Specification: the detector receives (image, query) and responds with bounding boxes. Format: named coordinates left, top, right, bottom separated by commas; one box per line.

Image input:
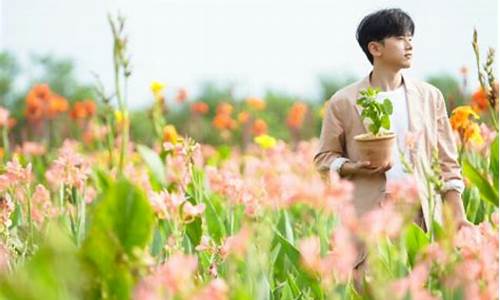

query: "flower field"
left=0, top=18, right=498, bottom=300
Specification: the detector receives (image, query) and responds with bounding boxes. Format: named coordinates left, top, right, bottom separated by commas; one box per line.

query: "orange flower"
left=191, top=102, right=209, bottom=115
left=471, top=88, right=489, bottom=112
left=25, top=84, right=69, bottom=121
left=216, top=102, right=233, bottom=115
left=7, top=118, right=16, bottom=129
left=70, top=102, right=87, bottom=119
left=252, top=118, right=267, bottom=136
left=287, top=102, right=308, bottom=129
left=450, top=106, right=479, bottom=131
left=213, top=114, right=236, bottom=130
left=213, top=102, right=236, bottom=130
left=83, top=100, right=97, bottom=117
left=175, top=88, right=188, bottom=103
left=47, top=95, right=69, bottom=119
left=245, top=97, right=266, bottom=110
left=25, top=84, right=53, bottom=122
left=238, top=111, right=250, bottom=124
left=0, top=147, right=3, bottom=158
left=27, top=84, right=52, bottom=103
left=70, top=100, right=97, bottom=120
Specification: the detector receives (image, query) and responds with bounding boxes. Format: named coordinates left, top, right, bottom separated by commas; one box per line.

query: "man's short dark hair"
left=356, top=8, right=415, bottom=64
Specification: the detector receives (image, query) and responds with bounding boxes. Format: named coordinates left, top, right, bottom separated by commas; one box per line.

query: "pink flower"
left=385, top=177, right=419, bottom=205
left=220, top=226, right=251, bottom=259
left=195, top=235, right=214, bottom=252
left=0, top=106, right=9, bottom=127
left=31, top=184, right=54, bottom=224
left=165, top=154, right=191, bottom=188
left=454, top=224, right=482, bottom=255
left=324, top=171, right=354, bottom=212
left=328, top=226, right=358, bottom=281
left=190, top=279, right=228, bottom=300
left=18, top=141, right=46, bottom=156
left=148, top=191, right=169, bottom=219
left=298, top=236, right=322, bottom=272
left=391, top=264, right=435, bottom=300
left=492, top=210, right=499, bottom=226
left=0, top=194, right=14, bottom=230
left=182, top=202, right=206, bottom=222
left=422, top=242, right=447, bottom=266
left=299, top=227, right=358, bottom=282
left=0, top=244, right=10, bottom=272
left=161, top=253, right=198, bottom=294
left=134, top=253, right=198, bottom=299
left=358, top=204, right=404, bottom=241
left=45, top=140, right=90, bottom=190
left=2, top=158, right=32, bottom=188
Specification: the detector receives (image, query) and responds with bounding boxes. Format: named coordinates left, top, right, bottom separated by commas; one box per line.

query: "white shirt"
left=375, top=86, right=410, bottom=184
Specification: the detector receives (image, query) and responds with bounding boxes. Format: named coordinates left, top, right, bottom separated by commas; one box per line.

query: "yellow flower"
left=450, top=105, right=479, bottom=131
left=254, top=134, right=277, bottom=149
left=114, top=110, right=129, bottom=126
left=163, top=125, right=181, bottom=144
left=150, top=81, right=166, bottom=97
left=464, top=122, right=484, bottom=146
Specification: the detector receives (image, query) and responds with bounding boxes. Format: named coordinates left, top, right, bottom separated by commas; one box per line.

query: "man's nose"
left=405, top=39, right=413, bottom=50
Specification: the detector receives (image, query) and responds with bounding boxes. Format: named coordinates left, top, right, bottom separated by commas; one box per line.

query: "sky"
left=1, top=0, right=498, bottom=108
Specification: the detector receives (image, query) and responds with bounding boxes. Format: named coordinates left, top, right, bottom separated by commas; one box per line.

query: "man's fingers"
left=357, top=161, right=372, bottom=168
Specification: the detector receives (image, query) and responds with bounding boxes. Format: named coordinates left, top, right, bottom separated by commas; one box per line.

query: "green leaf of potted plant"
left=354, top=87, right=396, bottom=167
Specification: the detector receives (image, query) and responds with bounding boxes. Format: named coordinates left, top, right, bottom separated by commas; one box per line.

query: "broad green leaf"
left=404, top=223, right=429, bottom=267
left=277, top=211, right=295, bottom=245
left=82, top=178, right=155, bottom=299
left=137, top=144, right=166, bottom=185
left=383, top=98, right=393, bottom=114
left=204, top=194, right=226, bottom=243
left=465, top=187, right=481, bottom=223
left=0, top=225, right=83, bottom=300
left=490, top=136, right=499, bottom=191
left=463, top=158, right=499, bottom=207
left=273, top=230, right=300, bottom=266
left=381, top=115, right=390, bottom=129
left=185, top=216, right=203, bottom=248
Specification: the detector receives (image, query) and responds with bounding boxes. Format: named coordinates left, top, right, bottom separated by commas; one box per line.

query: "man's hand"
left=443, top=190, right=473, bottom=230
left=339, top=161, right=392, bottom=177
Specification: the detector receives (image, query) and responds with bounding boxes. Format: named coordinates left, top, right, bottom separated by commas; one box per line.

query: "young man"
left=314, top=8, right=471, bottom=268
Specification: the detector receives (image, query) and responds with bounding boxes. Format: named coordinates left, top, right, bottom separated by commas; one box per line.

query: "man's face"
left=370, top=34, right=414, bottom=68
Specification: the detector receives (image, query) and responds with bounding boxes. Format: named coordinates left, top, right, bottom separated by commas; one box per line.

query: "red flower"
left=191, top=102, right=209, bottom=115
left=471, top=88, right=489, bottom=112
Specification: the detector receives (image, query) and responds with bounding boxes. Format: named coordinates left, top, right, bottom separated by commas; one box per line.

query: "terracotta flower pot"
left=354, top=132, right=396, bottom=168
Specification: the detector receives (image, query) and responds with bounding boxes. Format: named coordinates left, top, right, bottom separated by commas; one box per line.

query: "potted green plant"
left=354, top=87, right=396, bottom=167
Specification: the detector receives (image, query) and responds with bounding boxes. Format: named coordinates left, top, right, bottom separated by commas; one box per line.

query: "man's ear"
left=367, top=41, right=383, bottom=59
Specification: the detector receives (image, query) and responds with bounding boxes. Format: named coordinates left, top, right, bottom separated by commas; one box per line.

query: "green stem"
left=105, top=113, right=115, bottom=170
left=1, top=126, right=9, bottom=161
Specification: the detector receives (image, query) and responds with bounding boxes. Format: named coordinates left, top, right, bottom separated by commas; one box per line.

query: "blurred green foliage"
left=0, top=51, right=470, bottom=147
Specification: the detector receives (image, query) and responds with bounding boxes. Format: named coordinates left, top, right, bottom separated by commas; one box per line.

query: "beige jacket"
left=313, top=74, right=463, bottom=229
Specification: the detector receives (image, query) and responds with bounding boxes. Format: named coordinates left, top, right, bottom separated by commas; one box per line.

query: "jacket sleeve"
left=313, top=94, right=347, bottom=177
left=435, top=89, right=464, bottom=193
